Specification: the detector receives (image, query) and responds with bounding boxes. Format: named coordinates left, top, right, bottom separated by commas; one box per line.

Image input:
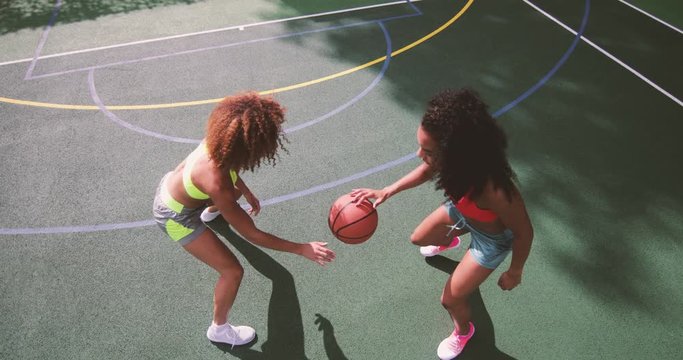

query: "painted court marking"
left=617, top=0, right=682, bottom=35
left=0, top=0, right=474, bottom=235
left=0, top=0, right=422, bottom=110
left=523, top=0, right=683, bottom=107
left=30, top=11, right=418, bottom=80
left=0, top=0, right=594, bottom=235
left=88, top=21, right=394, bottom=143
left=24, top=0, right=62, bottom=80
left=0, top=0, right=430, bottom=111
left=0, top=0, right=423, bottom=67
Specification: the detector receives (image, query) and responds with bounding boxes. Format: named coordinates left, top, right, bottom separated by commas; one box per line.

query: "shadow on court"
left=279, top=0, right=682, bottom=322
left=425, top=256, right=517, bottom=360
left=314, top=313, right=349, bottom=360
left=206, top=220, right=348, bottom=360
left=0, top=0, right=200, bottom=35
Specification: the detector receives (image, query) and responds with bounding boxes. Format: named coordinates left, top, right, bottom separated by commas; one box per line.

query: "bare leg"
left=183, top=229, right=244, bottom=325
left=411, top=205, right=468, bottom=247
left=441, top=250, right=493, bottom=334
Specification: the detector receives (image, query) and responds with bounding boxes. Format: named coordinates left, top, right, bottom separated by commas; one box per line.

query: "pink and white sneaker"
left=419, top=236, right=461, bottom=257
left=437, top=322, right=475, bottom=359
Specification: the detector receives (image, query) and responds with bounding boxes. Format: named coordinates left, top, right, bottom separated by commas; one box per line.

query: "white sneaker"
left=419, top=236, right=461, bottom=257
left=206, top=322, right=256, bottom=346
left=437, top=322, right=474, bottom=359
left=200, top=207, right=221, bottom=222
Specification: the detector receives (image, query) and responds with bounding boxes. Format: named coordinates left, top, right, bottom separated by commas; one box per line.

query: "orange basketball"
left=328, top=193, right=378, bottom=244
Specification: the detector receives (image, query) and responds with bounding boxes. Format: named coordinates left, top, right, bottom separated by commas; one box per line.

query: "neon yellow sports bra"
left=183, top=143, right=237, bottom=200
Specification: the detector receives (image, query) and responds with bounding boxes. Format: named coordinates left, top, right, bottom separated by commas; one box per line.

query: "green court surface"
left=1, top=0, right=682, bottom=359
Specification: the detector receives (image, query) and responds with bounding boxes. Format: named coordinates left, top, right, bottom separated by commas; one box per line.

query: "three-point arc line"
left=0, top=0, right=595, bottom=235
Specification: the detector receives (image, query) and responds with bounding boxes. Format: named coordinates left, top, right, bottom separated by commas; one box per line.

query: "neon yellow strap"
left=183, top=169, right=210, bottom=200
left=183, top=145, right=210, bottom=200
left=160, top=182, right=185, bottom=213
left=229, top=169, right=237, bottom=185
left=183, top=144, right=237, bottom=199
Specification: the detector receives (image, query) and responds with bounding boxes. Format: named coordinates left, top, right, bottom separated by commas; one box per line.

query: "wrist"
left=507, top=267, right=523, bottom=276
left=382, top=186, right=395, bottom=198
left=293, top=243, right=305, bottom=256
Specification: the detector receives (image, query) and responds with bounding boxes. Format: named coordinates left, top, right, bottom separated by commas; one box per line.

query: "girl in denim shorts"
left=352, top=88, right=534, bottom=360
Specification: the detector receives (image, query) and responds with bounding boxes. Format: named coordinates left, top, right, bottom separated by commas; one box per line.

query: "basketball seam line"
left=332, top=200, right=377, bottom=238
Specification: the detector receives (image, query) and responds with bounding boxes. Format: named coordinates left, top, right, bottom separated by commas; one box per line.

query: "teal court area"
left=1, top=0, right=681, bottom=359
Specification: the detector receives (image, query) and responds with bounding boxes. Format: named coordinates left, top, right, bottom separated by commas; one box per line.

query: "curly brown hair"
left=421, top=88, right=516, bottom=201
left=205, top=92, right=287, bottom=173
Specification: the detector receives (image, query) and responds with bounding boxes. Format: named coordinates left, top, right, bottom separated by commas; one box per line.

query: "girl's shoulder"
left=481, top=179, right=520, bottom=206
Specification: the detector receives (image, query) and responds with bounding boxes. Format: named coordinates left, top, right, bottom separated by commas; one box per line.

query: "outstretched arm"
left=351, top=163, right=435, bottom=207
left=211, top=184, right=335, bottom=266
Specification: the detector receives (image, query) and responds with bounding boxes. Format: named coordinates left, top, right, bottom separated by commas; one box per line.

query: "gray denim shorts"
left=443, top=199, right=514, bottom=269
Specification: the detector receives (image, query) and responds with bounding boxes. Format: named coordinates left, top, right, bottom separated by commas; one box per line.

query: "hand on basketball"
left=497, top=270, right=522, bottom=291
left=301, top=242, right=336, bottom=266
left=350, top=188, right=388, bottom=208
left=244, top=191, right=261, bottom=216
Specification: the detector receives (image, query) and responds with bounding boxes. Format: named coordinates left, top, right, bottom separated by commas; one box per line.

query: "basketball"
left=328, top=193, right=378, bottom=244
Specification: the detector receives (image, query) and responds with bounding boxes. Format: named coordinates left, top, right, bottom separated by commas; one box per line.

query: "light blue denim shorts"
left=444, top=200, right=514, bottom=269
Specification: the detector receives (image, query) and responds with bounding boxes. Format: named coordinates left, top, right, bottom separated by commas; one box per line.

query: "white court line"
left=0, top=0, right=421, bottom=67
left=523, top=0, right=682, bottom=107
left=618, top=0, right=683, bottom=35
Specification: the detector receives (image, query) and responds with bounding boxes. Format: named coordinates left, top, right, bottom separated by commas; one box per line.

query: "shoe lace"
left=223, top=325, right=238, bottom=349
left=447, top=334, right=464, bottom=353
left=445, top=218, right=466, bottom=237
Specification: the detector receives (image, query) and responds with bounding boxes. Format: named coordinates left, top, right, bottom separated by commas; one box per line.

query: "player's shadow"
left=207, top=219, right=309, bottom=360
left=314, top=313, right=349, bottom=360
left=425, top=256, right=517, bottom=360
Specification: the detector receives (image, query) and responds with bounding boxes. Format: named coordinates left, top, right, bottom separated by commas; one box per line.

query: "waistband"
left=445, top=199, right=512, bottom=242
left=160, top=172, right=201, bottom=214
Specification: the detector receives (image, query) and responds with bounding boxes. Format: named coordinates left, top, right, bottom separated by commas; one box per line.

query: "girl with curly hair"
left=352, top=88, right=533, bottom=359
left=152, top=92, right=335, bottom=346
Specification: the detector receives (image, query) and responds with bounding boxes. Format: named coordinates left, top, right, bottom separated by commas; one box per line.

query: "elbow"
left=512, top=225, right=534, bottom=246
left=409, top=232, right=421, bottom=246
left=230, top=221, right=262, bottom=243
left=242, top=228, right=264, bottom=243
left=527, top=224, right=535, bottom=242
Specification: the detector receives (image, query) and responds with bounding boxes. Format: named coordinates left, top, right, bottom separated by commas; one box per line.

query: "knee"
left=440, top=291, right=467, bottom=310
left=219, top=263, right=244, bottom=283
left=410, top=230, right=424, bottom=246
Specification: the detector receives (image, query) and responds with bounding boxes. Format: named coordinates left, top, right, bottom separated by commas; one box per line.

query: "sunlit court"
left=1, top=0, right=681, bottom=359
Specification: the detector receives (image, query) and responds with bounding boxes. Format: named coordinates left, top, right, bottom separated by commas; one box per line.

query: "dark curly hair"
left=205, top=92, right=287, bottom=173
left=421, top=88, right=516, bottom=201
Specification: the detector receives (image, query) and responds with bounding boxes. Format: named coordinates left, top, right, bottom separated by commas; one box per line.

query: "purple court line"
left=24, top=0, right=62, bottom=80
left=0, top=0, right=591, bottom=236
left=406, top=0, right=423, bottom=15
left=28, top=10, right=420, bottom=80
left=88, top=21, right=392, bottom=142
left=88, top=69, right=199, bottom=144
left=495, top=0, right=590, bottom=117
left=285, top=22, right=392, bottom=134
left=0, top=1, right=421, bottom=68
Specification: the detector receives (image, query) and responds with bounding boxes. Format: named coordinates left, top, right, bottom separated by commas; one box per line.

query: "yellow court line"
left=0, top=0, right=474, bottom=111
